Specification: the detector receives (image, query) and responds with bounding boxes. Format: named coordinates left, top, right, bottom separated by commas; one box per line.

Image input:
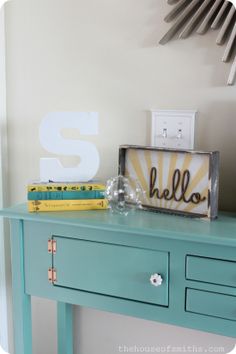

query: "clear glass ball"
left=105, top=175, right=143, bottom=215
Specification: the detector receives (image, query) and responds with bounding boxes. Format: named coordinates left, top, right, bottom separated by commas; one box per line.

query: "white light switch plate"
left=151, top=110, right=197, bottom=150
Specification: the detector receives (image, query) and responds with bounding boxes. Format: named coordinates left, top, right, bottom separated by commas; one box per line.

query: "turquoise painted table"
left=1, top=204, right=236, bottom=354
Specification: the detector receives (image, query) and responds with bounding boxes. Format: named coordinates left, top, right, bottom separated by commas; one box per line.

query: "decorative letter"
left=39, top=112, right=100, bottom=182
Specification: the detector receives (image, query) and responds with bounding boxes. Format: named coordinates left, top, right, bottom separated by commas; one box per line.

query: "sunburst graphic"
left=125, top=148, right=210, bottom=216
left=159, top=0, right=236, bottom=86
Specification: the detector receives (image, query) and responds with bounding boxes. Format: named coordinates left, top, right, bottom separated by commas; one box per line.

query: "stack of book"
left=27, top=181, right=108, bottom=212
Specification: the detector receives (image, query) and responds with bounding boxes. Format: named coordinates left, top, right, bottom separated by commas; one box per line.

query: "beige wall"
left=4, top=0, right=236, bottom=353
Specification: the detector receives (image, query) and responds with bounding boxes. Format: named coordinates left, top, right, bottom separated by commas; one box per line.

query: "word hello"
left=149, top=167, right=206, bottom=205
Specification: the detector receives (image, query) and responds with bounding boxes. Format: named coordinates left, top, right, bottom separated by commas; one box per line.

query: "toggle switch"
left=150, top=110, right=197, bottom=149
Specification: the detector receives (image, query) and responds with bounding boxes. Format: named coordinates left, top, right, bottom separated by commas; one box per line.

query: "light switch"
left=151, top=110, right=197, bottom=150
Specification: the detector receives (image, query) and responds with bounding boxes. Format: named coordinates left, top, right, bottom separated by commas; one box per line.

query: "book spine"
left=28, top=199, right=108, bottom=212
left=28, top=183, right=105, bottom=192
left=28, top=190, right=105, bottom=200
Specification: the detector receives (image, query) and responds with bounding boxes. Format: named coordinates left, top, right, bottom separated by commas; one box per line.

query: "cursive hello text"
left=149, top=167, right=206, bottom=204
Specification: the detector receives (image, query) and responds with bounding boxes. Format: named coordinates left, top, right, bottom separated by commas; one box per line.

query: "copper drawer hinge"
left=48, top=239, right=57, bottom=254
left=48, top=268, right=57, bottom=284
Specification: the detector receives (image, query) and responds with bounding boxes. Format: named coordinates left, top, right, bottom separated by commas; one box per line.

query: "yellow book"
left=28, top=199, right=108, bottom=212
left=28, top=181, right=106, bottom=192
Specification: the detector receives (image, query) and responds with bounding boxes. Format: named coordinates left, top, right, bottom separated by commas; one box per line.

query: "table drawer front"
left=186, top=256, right=236, bottom=287
left=186, top=288, right=236, bottom=321
left=53, top=236, right=169, bottom=306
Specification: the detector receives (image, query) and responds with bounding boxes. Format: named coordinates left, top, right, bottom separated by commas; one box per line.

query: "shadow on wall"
left=75, top=306, right=236, bottom=354
left=196, top=100, right=236, bottom=212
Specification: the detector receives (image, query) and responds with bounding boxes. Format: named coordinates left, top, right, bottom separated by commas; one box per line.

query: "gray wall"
left=5, top=0, right=236, bottom=353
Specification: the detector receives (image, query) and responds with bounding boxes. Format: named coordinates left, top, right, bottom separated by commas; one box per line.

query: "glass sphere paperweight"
left=105, top=175, right=144, bottom=216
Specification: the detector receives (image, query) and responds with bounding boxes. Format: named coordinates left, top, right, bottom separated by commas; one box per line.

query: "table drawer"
left=52, top=236, right=169, bottom=306
left=186, top=256, right=236, bottom=287
left=186, top=288, right=236, bottom=321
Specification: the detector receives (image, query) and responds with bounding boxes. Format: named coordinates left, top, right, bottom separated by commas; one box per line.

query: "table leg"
left=57, top=302, right=74, bottom=354
left=10, top=220, right=32, bottom=354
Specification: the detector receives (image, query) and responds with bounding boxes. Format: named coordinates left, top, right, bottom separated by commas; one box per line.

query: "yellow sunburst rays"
left=144, top=149, right=164, bottom=208
left=144, top=149, right=158, bottom=207
left=124, top=154, right=145, bottom=204
left=168, top=152, right=192, bottom=210
left=184, top=160, right=209, bottom=213
left=126, top=149, right=150, bottom=205
left=178, top=156, right=209, bottom=213
left=163, top=151, right=178, bottom=209
left=154, top=150, right=164, bottom=208
left=138, top=149, right=153, bottom=205
left=125, top=149, right=209, bottom=214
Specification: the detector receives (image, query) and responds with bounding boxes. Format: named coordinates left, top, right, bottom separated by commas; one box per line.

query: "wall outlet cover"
left=151, top=110, right=197, bottom=150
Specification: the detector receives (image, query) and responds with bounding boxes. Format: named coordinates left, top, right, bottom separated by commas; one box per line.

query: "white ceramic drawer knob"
left=150, top=273, right=163, bottom=287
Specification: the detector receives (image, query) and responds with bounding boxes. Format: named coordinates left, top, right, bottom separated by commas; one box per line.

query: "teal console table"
left=1, top=204, right=236, bottom=354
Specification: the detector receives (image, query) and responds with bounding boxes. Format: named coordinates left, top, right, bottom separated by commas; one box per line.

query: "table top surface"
left=1, top=203, right=236, bottom=247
